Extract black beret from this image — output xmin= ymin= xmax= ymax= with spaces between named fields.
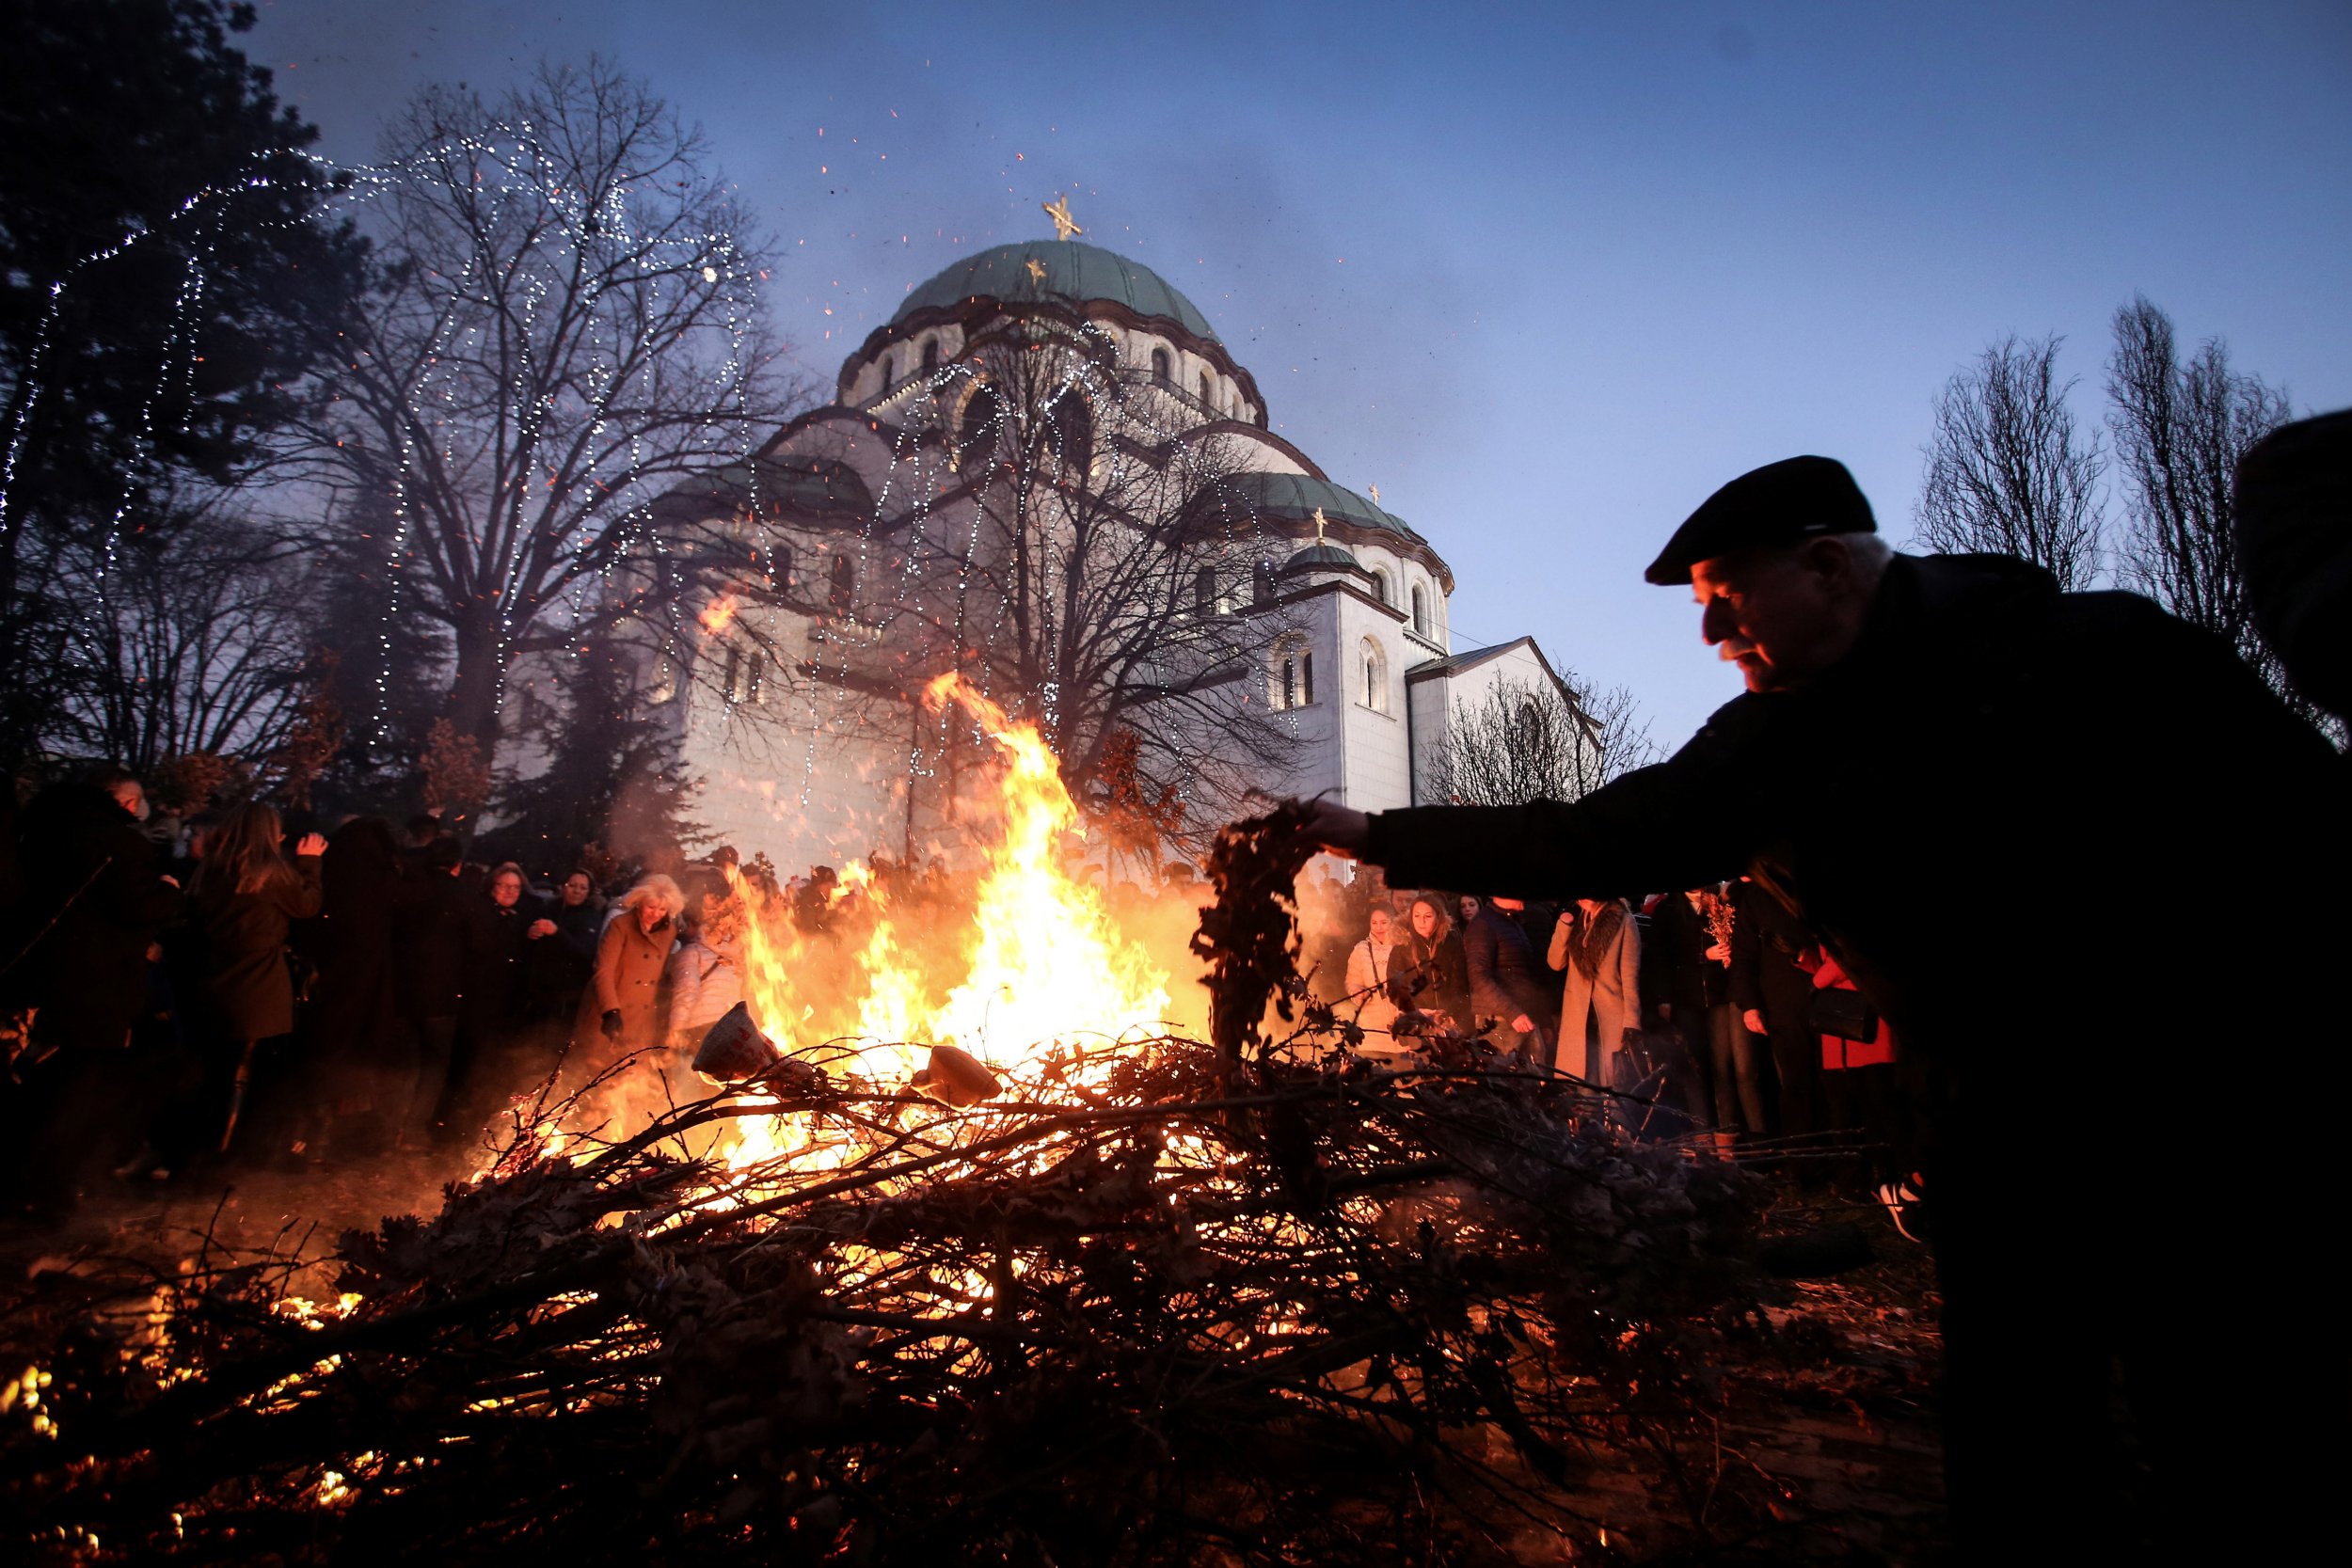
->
xmin=1645 ymin=455 xmax=1876 ymax=585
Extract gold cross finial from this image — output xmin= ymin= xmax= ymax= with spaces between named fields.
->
xmin=1042 ymin=194 xmax=1084 ymax=241
xmin=1313 ymin=506 xmax=1327 ymax=543
xmin=1367 ymin=483 xmax=1380 ymax=504
xmin=1025 ymin=255 xmax=1047 ymax=284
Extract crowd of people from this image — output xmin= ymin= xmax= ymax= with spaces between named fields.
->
xmin=0 ymin=768 xmax=771 ymax=1220
xmin=1304 ymin=869 xmax=1904 ymax=1181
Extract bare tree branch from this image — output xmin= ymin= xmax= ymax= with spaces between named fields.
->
xmin=306 ymin=57 xmax=806 ymax=761
xmin=1913 ymin=332 xmax=2106 ymax=590
xmin=2106 ymin=296 xmax=2293 ymax=673
xmin=1424 ymin=673 xmax=1660 ymax=808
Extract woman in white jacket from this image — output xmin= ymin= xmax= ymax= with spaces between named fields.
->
xmin=1547 ymin=897 xmax=1641 ymax=1085
xmin=666 ymin=900 xmax=744 ymax=1046
xmin=1343 ymin=905 xmax=1405 ymax=1051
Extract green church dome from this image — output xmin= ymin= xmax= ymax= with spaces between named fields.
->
xmin=891 ymin=241 xmax=1221 ymax=344
xmin=1203 ymin=471 xmax=1423 ymax=543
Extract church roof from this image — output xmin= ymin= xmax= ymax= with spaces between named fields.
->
xmin=1202 ymin=471 xmax=1423 ymax=543
xmin=891 ymin=241 xmax=1221 ymax=344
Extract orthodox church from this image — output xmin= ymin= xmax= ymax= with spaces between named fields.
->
xmin=647 ymin=220 xmax=1570 ymax=870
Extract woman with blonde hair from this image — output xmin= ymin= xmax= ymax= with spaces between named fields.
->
xmin=575 ymin=873 xmax=684 ymax=1066
xmin=192 ymin=803 xmax=326 ymax=1151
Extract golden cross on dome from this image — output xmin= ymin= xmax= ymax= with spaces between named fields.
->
xmin=1313 ymin=506 xmax=1328 ymax=543
xmin=1042 ymin=194 xmax=1084 ymax=242
xmin=1367 ymin=483 xmax=1380 ymax=504
xmin=1025 ymin=255 xmax=1047 ymax=284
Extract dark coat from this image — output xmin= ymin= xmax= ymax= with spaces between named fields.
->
xmin=1729 ymin=877 xmax=1814 ymax=1021
xmin=1396 ymin=929 xmax=1470 ymax=1025
xmin=13 ymin=786 xmax=183 ymax=1051
xmin=524 ymin=897 xmax=600 ymax=1021
xmin=396 ymin=873 xmax=472 ymax=1022
xmin=460 ymin=896 xmax=532 ymax=1037
xmin=1363 ymin=553 xmax=2347 ymax=1164
xmin=1647 ymin=889 xmax=1734 ymax=1013
xmin=194 ymin=856 xmax=325 ymax=1041
xmin=307 ymin=826 xmax=405 ymax=1057
xmin=1459 ymin=905 xmax=1552 ymax=1032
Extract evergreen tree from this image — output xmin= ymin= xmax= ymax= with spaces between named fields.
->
xmin=491 ymin=634 xmax=703 ymax=874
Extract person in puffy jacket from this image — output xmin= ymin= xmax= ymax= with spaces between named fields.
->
xmin=665 ymin=893 xmax=743 ymax=1045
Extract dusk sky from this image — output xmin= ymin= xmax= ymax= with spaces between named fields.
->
xmin=246 ymin=0 xmax=2352 ymax=744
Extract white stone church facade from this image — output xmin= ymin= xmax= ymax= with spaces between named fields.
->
xmin=644 ymin=236 xmax=1570 ymax=871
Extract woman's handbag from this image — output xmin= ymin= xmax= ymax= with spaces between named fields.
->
xmin=1807 ymin=986 xmax=1879 ymax=1043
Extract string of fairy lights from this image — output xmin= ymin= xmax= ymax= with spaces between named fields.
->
xmin=1 ymin=111 xmax=771 ymax=762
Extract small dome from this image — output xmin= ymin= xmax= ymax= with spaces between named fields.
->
xmin=891 ymin=241 xmax=1221 ymax=343
xmin=1283 ymin=541 xmax=1363 ymax=575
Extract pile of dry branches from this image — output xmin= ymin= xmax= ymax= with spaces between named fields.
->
xmin=2 ymin=816 xmax=1776 ymax=1565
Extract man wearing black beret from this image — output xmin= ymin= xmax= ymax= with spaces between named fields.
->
xmin=1298 ymin=454 xmax=2343 ymax=1559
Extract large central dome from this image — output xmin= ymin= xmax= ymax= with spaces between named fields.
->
xmin=891 ymin=241 xmax=1221 ymax=344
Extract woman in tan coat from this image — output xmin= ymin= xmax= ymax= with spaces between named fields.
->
xmin=574 ymin=874 xmax=683 ymax=1067
xmin=1546 ymin=897 xmax=1641 ymax=1086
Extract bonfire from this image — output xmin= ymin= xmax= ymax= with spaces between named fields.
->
xmin=1 ymin=680 xmax=1788 ymax=1565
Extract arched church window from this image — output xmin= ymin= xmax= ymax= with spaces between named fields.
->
xmin=878 ymin=352 xmax=896 ymax=388
xmin=830 ymin=553 xmax=854 ymax=614
xmin=1410 ymin=584 xmax=1428 ymax=636
xmin=1151 ymin=346 xmax=1171 ymax=384
xmin=1195 ymin=565 xmax=1216 ymax=613
xmin=955 ymin=383 xmax=1001 ymax=469
xmin=1252 ymin=561 xmax=1275 ymax=606
xmin=1359 ymin=637 xmax=1389 ymax=713
xmin=920 ymin=338 xmax=940 ymax=373
xmin=771 ymin=541 xmax=793 ymax=593
xmin=1199 ymin=370 xmax=1216 ymax=408
xmin=1370 ymin=568 xmax=1391 ymax=606
xmin=1270 ymin=635 xmax=1315 ymax=710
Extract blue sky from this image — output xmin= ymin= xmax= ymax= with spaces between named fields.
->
xmin=247 ymin=0 xmax=2352 ymax=743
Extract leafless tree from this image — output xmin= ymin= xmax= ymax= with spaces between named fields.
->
xmin=2106 ymin=296 xmax=2293 ymax=665
xmin=310 ymin=58 xmax=803 ymax=762
xmin=822 ymin=317 xmax=1305 ymax=849
xmin=1914 ymin=333 xmax=2106 ymax=589
xmin=45 ymin=499 xmax=315 ymax=773
xmin=1424 ymin=673 xmax=1660 ymax=808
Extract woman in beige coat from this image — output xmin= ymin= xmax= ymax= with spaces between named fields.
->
xmin=1547 ymin=897 xmax=1641 ymax=1085
xmin=575 ymin=874 xmax=684 ymax=1067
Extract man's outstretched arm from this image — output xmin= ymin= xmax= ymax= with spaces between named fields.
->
xmin=1296 ymin=705 xmax=1770 ymax=902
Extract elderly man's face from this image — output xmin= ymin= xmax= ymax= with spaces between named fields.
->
xmin=491 ymin=872 xmax=523 ymax=908
xmin=1692 ymin=543 xmax=1870 ymax=693
xmin=109 ymin=780 xmax=149 ymax=821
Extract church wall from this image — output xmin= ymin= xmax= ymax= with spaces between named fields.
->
xmin=1333 ymin=592 xmax=1412 ymax=812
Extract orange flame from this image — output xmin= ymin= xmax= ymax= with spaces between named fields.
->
xmin=698 ymin=592 xmax=739 ymax=635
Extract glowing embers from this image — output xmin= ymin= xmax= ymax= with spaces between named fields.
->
xmin=698 ymin=591 xmax=740 ymax=636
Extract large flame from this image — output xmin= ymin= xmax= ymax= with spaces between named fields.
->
xmin=704 ymin=672 xmax=1168 ymax=1164
xmin=917 ymin=673 xmax=1169 ymax=1066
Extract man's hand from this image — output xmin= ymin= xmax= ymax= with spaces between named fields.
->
xmin=600 ymin=1009 xmax=625 ymax=1041
xmin=1742 ymin=1007 xmax=1767 ymax=1036
xmin=527 ymin=919 xmax=557 ymax=940
xmin=294 ymin=832 xmax=327 ymax=858
xmin=1295 ymin=799 xmax=1370 ymax=860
